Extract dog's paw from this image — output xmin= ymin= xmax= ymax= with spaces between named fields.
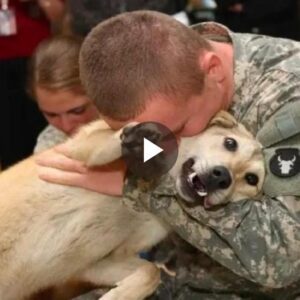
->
xmin=121 ymin=123 xmax=163 ymax=159
xmin=121 ymin=122 xmax=177 ymax=180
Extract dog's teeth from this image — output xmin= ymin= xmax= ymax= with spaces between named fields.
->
xmin=187 ymin=172 xmax=207 ymax=196
xmin=197 ymin=190 xmax=207 ymax=197
xmin=188 ymin=172 xmax=197 ymax=183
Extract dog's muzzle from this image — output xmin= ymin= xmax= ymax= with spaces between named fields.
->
xmin=180 ymin=158 xmax=232 ymax=206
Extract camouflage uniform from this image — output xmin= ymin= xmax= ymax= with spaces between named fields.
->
xmin=34 ymin=125 xmax=67 ymax=153
xmin=122 ymin=22 xmax=300 ymax=299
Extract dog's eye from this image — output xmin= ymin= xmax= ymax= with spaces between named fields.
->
xmin=224 ymin=137 xmax=238 ymax=152
xmin=245 ymin=173 xmax=259 ymax=186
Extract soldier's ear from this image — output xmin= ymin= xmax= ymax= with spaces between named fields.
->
xmin=209 ymin=111 xmax=238 ymax=128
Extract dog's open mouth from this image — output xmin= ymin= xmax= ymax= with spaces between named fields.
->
xmin=180 ymin=158 xmax=211 ymax=207
xmin=187 ymin=171 xmax=207 ymax=197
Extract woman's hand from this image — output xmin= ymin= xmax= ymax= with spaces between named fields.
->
xmin=35 ymin=144 xmax=126 ymax=196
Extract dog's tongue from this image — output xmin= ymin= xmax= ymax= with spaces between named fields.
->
xmin=204 ymin=198 xmax=212 ymax=209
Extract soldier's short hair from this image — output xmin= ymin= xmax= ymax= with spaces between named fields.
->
xmin=80 ymin=10 xmax=211 ymax=121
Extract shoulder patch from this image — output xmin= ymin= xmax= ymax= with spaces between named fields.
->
xmin=269 ymin=148 xmax=300 ymax=178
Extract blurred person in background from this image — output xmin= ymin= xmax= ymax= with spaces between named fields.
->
xmin=64 ymin=0 xmax=188 ymax=36
xmin=0 ymin=0 xmax=65 ymax=170
xmin=29 ymin=35 xmax=99 ymax=153
xmin=215 ymin=0 xmax=299 ymax=40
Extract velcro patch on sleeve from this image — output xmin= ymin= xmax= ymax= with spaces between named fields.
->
xmin=269 ymin=148 xmax=300 ymax=178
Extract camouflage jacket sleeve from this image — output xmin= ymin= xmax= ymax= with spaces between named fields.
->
xmin=34 ymin=125 xmax=67 ymax=153
xmin=123 ymin=174 xmax=300 ymax=288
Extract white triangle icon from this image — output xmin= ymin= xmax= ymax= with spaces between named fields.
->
xmin=143 ymin=138 xmax=163 ymax=163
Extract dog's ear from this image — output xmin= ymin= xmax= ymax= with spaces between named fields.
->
xmin=86 ymin=122 xmax=138 ymax=167
xmin=209 ymin=111 xmax=238 ymax=128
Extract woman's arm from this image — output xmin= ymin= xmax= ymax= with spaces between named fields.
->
xmin=35 ymin=144 xmax=126 ymax=196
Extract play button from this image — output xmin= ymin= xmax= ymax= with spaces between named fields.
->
xmin=143 ymin=138 xmax=163 ymax=163
xmin=121 ymin=122 xmax=178 ymax=180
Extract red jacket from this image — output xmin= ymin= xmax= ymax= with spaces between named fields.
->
xmin=0 ymin=0 xmax=50 ymax=59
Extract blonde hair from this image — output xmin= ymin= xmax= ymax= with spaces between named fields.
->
xmin=30 ymin=35 xmax=84 ymax=98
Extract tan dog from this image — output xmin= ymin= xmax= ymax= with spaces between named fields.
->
xmin=0 ymin=111 xmax=264 ymax=300
xmin=175 ymin=112 xmax=265 ymax=208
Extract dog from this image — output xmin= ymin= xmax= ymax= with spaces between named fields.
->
xmin=175 ymin=112 xmax=265 ymax=208
xmin=0 ymin=111 xmax=265 ymax=300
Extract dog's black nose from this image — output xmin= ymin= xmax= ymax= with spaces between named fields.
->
xmin=209 ymin=166 xmax=232 ymax=190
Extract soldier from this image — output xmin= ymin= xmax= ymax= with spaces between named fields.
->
xmin=37 ymin=11 xmax=300 ymax=299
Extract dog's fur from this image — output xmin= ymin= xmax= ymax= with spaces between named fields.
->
xmin=0 ymin=111 xmax=265 ymax=300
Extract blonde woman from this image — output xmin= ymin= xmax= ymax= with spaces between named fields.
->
xmin=30 ymin=36 xmax=99 ymax=153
